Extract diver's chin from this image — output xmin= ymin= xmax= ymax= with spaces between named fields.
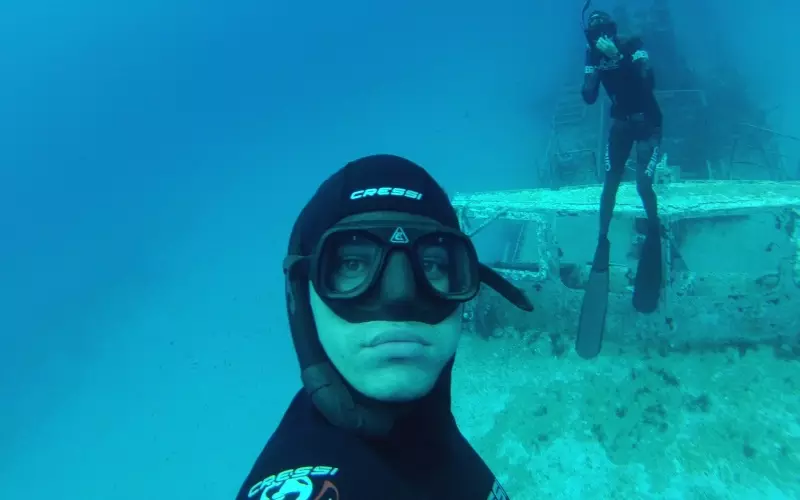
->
xmin=358 ymin=365 xmax=437 ymax=403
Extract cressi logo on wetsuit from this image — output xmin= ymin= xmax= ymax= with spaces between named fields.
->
xmin=247 ymin=465 xmax=340 ymax=500
xmin=245 ymin=461 xmax=507 ymax=500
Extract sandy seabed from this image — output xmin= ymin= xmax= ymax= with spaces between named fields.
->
xmin=452 ymin=332 xmax=800 ymax=500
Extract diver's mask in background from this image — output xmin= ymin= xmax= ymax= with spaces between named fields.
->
xmin=585 ymin=10 xmax=618 ymax=44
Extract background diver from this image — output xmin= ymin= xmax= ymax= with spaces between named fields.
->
xmin=576 ymin=9 xmax=665 ymax=359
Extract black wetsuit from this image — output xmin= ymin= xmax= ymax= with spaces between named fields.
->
xmin=582 ymin=36 xmax=662 ymax=236
xmin=235 ymin=388 xmax=509 ymax=500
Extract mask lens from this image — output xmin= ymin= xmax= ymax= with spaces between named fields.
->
xmin=318 ymin=230 xmax=382 ymax=297
xmin=315 ymin=225 xmax=479 ymax=302
xmin=588 ymin=13 xmax=614 ymax=41
xmin=416 ymin=232 xmax=477 ymax=299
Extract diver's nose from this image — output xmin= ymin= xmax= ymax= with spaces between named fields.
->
xmin=379 ymin=251 xmax=416 ymax=301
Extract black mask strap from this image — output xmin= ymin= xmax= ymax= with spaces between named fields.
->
xmin=479 ymin=264 xmax=534 ymax=312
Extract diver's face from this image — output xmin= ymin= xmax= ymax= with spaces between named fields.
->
xmin=310 ymin=282 xmax=462 ymax=403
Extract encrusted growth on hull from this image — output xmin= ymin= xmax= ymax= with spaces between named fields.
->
xmin=456 ymin=180 xmax=800 ymax=351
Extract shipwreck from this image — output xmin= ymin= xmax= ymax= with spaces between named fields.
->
xmin=458 ymin=0 xmax=800 ymax=354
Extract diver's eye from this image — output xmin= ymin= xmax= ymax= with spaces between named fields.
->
xmin=338 ymin=258 xmax=368 ymax=277
xmin=330 ymin=257 xmax=372 ymax=293
xmin=422 ymin=258 xmax=447 ymax=280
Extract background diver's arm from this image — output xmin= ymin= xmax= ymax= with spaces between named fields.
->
xmin=635 ymin=50 xmax=655 ymax=90
xmin=581 ymin=47 xmax=601 ymax=104
xmin=627 ymin=36 xmax=655 ymax=90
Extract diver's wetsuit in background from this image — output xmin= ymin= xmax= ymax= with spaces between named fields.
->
xmin=235 ymin=383 xmax=507 ymax=500
xmin=582 ymin=36 xmax=662 ymax=236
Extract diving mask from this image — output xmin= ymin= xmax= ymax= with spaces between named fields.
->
xmin=284 ymin=214 xmax=533 ymax=324
xmin=586 ymin=11 xmax=617 ymax=43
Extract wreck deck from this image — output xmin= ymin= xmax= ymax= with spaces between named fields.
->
xmin=452 ymin=180 xmax=800 ymax=221
xmin=455 ymin=180 xmax=800 ymax=350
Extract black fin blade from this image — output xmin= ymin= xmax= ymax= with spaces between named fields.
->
xmin=633 ymin=231 xmax=663 ymax=313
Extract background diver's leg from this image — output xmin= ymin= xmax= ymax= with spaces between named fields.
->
xmin=634 ymin=126 xmax=662 ymax=228
xmin=632 ymin=125 xmax=664 ymax=313
xmin=577 ymin=120 xmax=634 ymax=359
xmin=599 ymin=119 xmax=635 ymax=238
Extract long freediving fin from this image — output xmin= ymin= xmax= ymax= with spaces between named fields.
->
xmin=632 ymin=224 xmax=663 ymax=313
xmin=576 ymin=237 xmax=610 ymax=359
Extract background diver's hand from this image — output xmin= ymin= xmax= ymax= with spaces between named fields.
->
xmin=595 ymin=36 xmax=620 ymax=59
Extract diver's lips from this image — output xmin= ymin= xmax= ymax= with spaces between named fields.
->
xmin=365 ymin=330 xmax=431 ymax=348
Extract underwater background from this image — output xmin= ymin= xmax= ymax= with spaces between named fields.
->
xmin=1 ymin=0 xmax=798 ymax=498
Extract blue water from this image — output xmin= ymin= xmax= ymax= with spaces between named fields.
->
xmin=0 ymin=0 xmax=796 ymax=498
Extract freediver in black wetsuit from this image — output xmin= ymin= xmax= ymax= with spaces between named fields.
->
xmin=235 ymin=155 xmax=533 ymax=500
xmin=576 ymin=9 xmax=665 ymax=359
